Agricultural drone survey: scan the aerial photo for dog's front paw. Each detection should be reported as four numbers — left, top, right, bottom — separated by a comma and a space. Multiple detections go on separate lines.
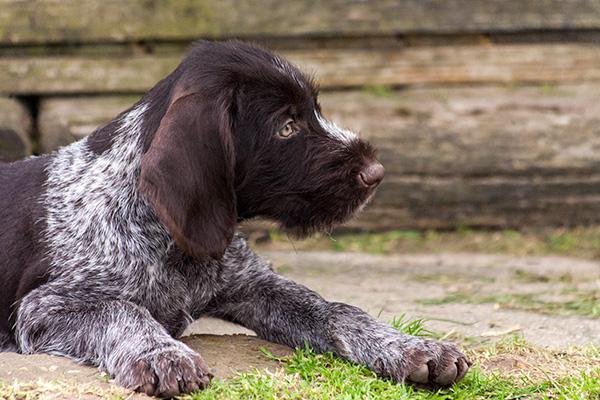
115, 345, 212, 397
377, 337, 469, 388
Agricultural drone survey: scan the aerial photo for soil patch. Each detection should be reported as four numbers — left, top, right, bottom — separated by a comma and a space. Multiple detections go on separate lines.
0, 334, 291, 399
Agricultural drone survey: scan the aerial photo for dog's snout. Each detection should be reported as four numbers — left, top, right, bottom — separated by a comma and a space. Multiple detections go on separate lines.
358, 161, 384, 188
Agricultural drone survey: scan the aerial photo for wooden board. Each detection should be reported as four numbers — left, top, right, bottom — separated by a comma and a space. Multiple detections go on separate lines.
336, 84, 600, 229
323, 85, 600, 177
37, 83, 600, 229
2, 0, 600, 44
347, 198, 600, 230
38, 95, 140, 152
2, 42, 600, 95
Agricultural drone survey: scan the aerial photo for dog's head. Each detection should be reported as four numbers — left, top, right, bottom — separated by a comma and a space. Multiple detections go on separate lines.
139, 41, 384, 260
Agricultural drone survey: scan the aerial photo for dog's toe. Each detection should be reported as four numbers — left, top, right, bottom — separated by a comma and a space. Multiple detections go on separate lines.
383, 337, 469, 388
410, 341, 469, 388
126, 359, 157, 395
433, 359, 458, 386
408, 364, 429, 383
116, 346, 212, 397
407, 359, 462, 387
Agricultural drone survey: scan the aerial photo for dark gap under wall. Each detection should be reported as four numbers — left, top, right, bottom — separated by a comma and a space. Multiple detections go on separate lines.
17, 95, 41, 155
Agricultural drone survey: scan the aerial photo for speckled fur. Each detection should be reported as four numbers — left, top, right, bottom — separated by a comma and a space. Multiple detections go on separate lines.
4, 41, 468, 397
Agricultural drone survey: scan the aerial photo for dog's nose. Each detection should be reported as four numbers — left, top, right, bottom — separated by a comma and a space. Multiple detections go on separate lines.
358, 161, 385, 188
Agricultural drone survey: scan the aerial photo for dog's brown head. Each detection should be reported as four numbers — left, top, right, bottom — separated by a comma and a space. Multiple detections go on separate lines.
138, 40, 384, 260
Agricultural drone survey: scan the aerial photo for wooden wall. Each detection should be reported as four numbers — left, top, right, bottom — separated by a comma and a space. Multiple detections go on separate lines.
2, 0, 600, 230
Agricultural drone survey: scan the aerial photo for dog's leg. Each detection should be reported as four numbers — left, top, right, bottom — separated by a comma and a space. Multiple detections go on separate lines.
208, 238, 469, 387
16, 285, 211, 397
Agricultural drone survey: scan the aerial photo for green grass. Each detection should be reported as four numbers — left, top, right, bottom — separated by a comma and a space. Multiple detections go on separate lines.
329, 230, 424, 254
389, 314, 433, 337
189, 227, 600, 398
180, 319, 600, 400
557, 289, 600, 318
2, 319, 598, 399
418, 289, 600, 318
260, 226, 600, 259
185, 349, 599, 400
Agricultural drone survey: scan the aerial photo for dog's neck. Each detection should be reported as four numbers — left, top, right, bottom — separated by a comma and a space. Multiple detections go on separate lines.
43, 104, 175, 278
76, 102, 149, 187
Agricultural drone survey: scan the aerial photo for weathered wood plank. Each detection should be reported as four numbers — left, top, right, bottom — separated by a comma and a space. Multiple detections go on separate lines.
38, 95, 139, 152
373, 175, 600, 208
0, 56, 177, 95
2, 0, 600, 44
339, 83, 600, 229
2, 43, 600, 95
347, 197, 600, 230
37, 83, 600, 229
0, 98, 31, 161
323, 85, 600, 177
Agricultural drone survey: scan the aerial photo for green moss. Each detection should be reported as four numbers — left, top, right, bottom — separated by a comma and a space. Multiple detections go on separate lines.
539, 82, 558, 95
362, 84, 394, 97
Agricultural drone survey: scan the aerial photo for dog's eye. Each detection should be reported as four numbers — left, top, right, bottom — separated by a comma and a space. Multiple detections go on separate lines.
277, 119, 297, 139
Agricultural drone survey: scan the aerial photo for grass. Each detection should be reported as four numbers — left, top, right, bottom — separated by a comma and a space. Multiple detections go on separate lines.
260, 226, 600, 259
180, 319, 600, 400
389, 314, 433, 337
186, 350, 599, 400
1, 318, 598, 399
418, 288, 600, 318
177, 229, 600, 397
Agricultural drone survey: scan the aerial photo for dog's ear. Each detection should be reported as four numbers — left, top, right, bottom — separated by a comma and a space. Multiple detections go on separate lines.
139, 91, 236, 260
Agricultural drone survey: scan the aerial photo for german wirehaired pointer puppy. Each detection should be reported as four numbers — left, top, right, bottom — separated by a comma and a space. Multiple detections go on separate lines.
0, 41, 468, 396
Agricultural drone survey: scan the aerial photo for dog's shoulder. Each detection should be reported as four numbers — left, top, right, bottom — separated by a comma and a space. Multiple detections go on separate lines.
0, 155, 49, 227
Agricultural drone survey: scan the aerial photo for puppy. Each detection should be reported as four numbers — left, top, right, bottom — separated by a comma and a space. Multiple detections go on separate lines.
0, 41, 468, 397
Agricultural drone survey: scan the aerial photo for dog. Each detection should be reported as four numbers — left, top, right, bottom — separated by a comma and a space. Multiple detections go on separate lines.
0, 41, 468, 397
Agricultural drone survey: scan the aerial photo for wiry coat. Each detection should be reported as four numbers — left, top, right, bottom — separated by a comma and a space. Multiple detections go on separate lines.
0, 41, 467, 397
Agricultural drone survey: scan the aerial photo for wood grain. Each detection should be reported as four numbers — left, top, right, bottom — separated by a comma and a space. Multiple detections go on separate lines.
2, 42, 600, 95
2, 0, 600, 44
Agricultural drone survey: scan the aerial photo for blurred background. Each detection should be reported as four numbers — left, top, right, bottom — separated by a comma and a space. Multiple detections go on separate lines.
1, 2, 600, 390
1, 0, 600, 234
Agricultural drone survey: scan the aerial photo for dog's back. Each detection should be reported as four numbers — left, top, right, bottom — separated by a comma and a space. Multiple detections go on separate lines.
0, 156, 49, 347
